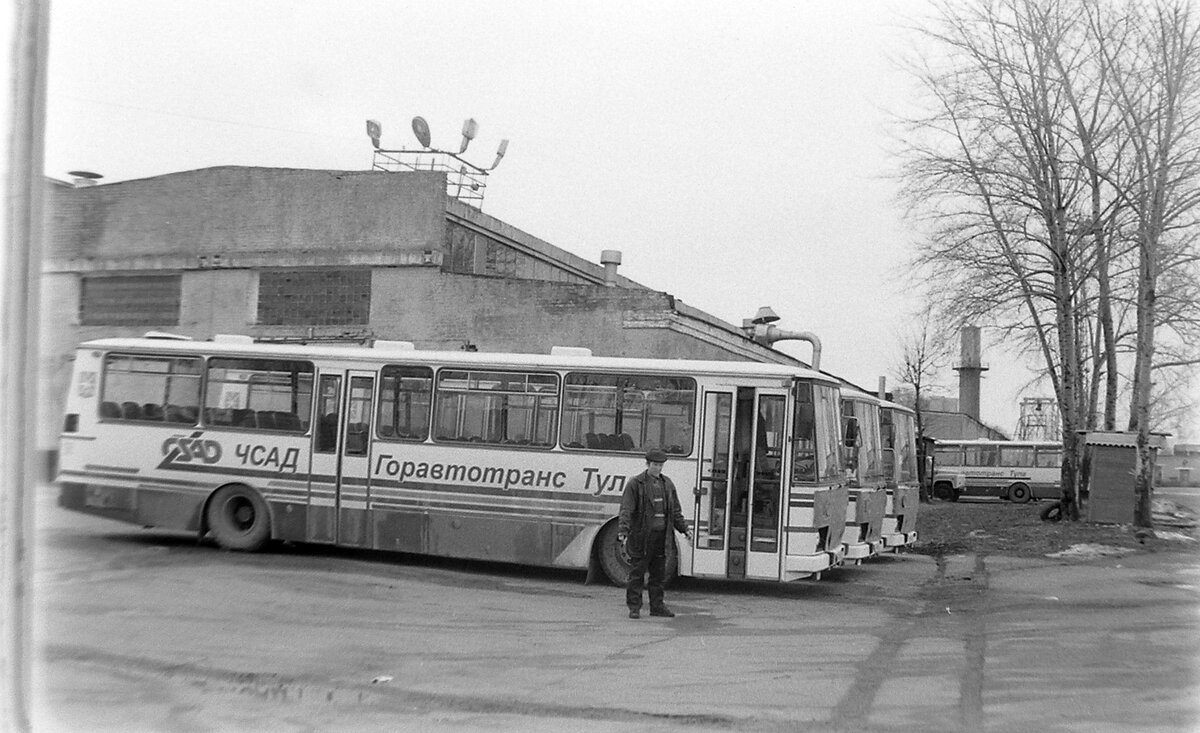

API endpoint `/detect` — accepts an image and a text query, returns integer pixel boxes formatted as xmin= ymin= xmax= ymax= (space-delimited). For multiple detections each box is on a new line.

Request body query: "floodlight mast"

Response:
xmin=365 ymin=116 xmax=509 ymax=207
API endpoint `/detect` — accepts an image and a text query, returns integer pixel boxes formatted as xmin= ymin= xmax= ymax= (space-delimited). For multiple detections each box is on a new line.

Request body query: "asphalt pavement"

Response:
xmin=27 ymin=485 xmax=1200 ymax=733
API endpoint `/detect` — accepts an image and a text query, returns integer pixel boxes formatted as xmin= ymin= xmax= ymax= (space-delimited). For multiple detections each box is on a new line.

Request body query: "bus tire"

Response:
xmin=1008 ymin=483 xmax=1032 ymax=504
xmin=206 ymin=485 xmax=271 ymax=552
xmin=934 ymin=482 xmax=958 ymax=502
xmin=1040 ymin=501 xmax=1063 ymax=522
xmin=596 ymin=521 xmax=632 ymax=586
xmin=595 ymin=522 xmax=680 ymax=588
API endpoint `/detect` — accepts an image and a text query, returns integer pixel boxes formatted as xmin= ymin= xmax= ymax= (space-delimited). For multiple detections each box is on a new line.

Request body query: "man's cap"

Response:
xmin=645 ymin=449 xmax=669 ymax=463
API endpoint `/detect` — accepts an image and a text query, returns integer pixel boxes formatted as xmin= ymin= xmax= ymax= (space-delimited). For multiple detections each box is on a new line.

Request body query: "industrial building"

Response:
xmin=38 ymin=165 xmax=808 ymax=457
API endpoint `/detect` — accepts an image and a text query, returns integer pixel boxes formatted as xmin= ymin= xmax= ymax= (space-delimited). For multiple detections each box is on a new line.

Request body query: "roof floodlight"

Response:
xmin=488 ymin=139 xmax=509 ymax=170
xmin=366 ymin=119 xmax=382 ymax=149
xmin=458 ymin=118 xmax=478 ymax=154
xmin=411 ymin=116 xmax=431 ymax=148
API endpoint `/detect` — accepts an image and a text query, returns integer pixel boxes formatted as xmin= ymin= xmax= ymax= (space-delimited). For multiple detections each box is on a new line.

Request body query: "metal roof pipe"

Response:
xmin=745 ymin=323 xmax=822 ymax=371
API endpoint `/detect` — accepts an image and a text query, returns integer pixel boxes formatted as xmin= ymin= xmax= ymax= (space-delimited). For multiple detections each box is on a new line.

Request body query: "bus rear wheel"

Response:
xmin=1008 ymin=483 xmax=1032 ymax=504
xmin=206 ymin=485 xmax=271 ymax=551
xmin=597 ymin=522 xmax=632 ymax=586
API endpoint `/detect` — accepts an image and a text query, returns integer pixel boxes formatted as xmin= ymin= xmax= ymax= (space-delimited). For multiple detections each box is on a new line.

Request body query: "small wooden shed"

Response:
xmin=1084 ymin=431 xmax=1168 ymax=524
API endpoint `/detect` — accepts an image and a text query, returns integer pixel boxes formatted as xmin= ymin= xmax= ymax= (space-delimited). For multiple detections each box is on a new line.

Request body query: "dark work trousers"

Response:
xmin=626 ymin=529 xmax=668 ymax=610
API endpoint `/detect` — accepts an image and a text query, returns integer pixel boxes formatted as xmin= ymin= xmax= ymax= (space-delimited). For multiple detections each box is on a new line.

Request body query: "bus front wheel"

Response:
xmin=934 ymin=482 xmax=959 ymax=502
xmin=1008 ymin=483 xmax=1032 ymax=504
xmin=206 ymin=485 xmax=271 ymax=551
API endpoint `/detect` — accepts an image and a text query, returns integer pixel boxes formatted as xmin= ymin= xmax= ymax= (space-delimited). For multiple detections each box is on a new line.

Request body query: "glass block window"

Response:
xmin=80 ymin=275 xmax=181 ymax=326
xmin=257 ymin=269 xmax=371 ymax=325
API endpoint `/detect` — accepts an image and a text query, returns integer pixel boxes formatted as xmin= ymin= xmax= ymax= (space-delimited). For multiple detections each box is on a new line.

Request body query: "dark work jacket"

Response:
xmin=618 ymin=470 xmax=688 ymax=555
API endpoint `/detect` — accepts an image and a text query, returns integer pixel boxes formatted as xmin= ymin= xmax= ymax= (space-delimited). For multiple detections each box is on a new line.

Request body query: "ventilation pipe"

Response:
xmin=742 ymin=306 xmax=822 ymax=371
xmin=600 ymin=249 xmax=622 ymax=287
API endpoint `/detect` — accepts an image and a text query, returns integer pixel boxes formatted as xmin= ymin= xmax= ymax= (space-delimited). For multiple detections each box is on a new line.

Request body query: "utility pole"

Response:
xmin=2 ymin=3 xmax=50 ymax=731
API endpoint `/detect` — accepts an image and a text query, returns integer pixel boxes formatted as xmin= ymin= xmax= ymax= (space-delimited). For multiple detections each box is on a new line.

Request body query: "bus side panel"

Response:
xmin=268 ymin=498 xmax=307 ymax=541
xmin=58 ymin=481 xmax=139 ymax=525
xmin=136 ymin=488 xmax=205 ymax=531
xmin=424 ymin=514 xmax=588 ymax=568
xmin=372 ymin=509 xmax=426 ymax=553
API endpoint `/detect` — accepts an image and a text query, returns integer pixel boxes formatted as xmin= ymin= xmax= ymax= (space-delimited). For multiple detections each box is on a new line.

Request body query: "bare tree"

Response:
xmin=898 ymin=0 xmax=1200 ymax=523
xmin=892 ymin=306 xmax=952 ymax=501
xmin=1092 ymin=0 xmax=1200 ymax=526
xmin=899 ymin=0 xmax=1099 ymax=518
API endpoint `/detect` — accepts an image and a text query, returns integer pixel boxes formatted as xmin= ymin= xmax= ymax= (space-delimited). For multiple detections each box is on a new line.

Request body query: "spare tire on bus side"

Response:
xmin=205 ymin=484 xmax=271 ymax=551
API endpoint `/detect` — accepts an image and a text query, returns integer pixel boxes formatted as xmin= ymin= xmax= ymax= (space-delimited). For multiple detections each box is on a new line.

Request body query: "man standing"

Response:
xmin=618 ymin=449 xmax=693 ymax=619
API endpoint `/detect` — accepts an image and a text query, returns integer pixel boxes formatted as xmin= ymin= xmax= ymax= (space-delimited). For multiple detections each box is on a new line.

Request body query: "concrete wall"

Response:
xmin=44 ymin=167 xmax=447 ymax=263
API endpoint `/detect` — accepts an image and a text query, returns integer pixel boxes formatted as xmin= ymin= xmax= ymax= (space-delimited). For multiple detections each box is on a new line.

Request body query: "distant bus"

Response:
xmin=930 ymin=439 xmax=1062 ymax=502
xmin=57 ymin=334 xmax=851 ymax=585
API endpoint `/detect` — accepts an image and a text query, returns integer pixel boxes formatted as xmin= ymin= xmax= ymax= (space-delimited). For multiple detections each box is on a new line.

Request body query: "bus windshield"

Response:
xmin=795 ymin=383 xmax=844 ymax=482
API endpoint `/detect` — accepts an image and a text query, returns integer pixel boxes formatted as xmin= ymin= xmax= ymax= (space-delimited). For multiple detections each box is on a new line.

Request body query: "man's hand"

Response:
xmin=684 ymin=529 xmax=694 ymax=543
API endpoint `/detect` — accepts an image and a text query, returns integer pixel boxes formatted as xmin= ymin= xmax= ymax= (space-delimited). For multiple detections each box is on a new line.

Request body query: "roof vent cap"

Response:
xmin=551 ymin=346 xmax=592 ymax=357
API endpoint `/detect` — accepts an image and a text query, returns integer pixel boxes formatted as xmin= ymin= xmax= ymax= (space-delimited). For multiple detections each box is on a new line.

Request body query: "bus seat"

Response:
xmin=100 ymin=401 xmax=121 ymax=419
xmin=274 ymin=412 xmax=302 ymax=431
xmin=255 ymin=411 xmax=277 ymax=429
xmin=585 ymin=433 xmax=600 ymax=449
xmin=379 ymin=425 xmax=395 ymax=437
xmin=165 ymin=404 xmax=196 ymax=424
xmin=142 ymin=403 xmax=164 ymax=421
xmin=618 ymin=433 xmax=635 ymax=450
xmin=233 ymin=409 xmax=256 ymax=428
xmin=601 ymin=434 xmax=620 ymax=450
xmin=120 ymin=401 xmax=142 ymax=420
xmin=205 ymin=407 xmax=232 ymax=426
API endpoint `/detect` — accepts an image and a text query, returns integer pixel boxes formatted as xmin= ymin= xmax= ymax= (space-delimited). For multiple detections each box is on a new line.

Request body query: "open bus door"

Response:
xmin=692 ymin=387 xmax=788 ymax=580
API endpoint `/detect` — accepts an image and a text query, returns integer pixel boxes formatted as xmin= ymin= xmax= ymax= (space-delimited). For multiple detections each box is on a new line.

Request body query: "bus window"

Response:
xmin=101 ymin=354 xmax=202 ymax=424
xmin=814 ymin=385 xmax=843 ymax=480
xmin=964 ymin=445 xmax=998 ymax=467
xmin=934 ymin=445 xmax=963 ymax=466
xmin=791 ymin=383 xmax=817 ymax=482
xmin=1000 ymin=446 xmax=1035 ymax=467
xmin=204 ymin=358 xmax=313 ymax=432
xmin=314 ymin=374 xmax=341 ymax=453
xmin=1035 ymin=446 xmax=1062 ymax=468
xmin=344 ymin=376 xmax=373 ymax=456
xmin=378 ymin=365 xmax=432 ymax=440
xmin=560 ymin=373 xmax=696 ymax=455
xmin=434 ymin=370 xmax=559 ymax=448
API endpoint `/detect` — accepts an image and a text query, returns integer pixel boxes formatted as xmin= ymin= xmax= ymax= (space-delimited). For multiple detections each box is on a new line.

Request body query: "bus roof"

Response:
xmin=78 ymin=335 xmax=839 ymax=384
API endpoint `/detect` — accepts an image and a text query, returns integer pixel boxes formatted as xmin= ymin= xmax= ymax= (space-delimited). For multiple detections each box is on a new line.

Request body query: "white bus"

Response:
xmin=57 ymin=334 xmax=851 ymax=584
xmin=837 ymin=389 xmax=890 ymax=561
xmin=879 ymin=399 xmax=920 ymax=549
xmin=931 ymin=439 xmax=1062 ymax=503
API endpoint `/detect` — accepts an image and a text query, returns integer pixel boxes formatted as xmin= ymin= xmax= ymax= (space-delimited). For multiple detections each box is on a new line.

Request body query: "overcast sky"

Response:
xmin=40 ymin=0 xmax=1062 ymax=435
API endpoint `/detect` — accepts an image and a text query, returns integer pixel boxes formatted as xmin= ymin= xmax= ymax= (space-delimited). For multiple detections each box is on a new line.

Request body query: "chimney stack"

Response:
xmin=600 ymin=249 xmax=622 ymax=287
xmin=953 ymin=326 xmax=989 ymax=421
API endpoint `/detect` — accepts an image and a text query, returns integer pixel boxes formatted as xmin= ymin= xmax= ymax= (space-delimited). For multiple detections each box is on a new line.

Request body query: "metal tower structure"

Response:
xmin=1015 ymin=397 xmax=1060 ymax=441
xmin=365 ymin=117 xmax=508 ymax=208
